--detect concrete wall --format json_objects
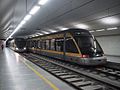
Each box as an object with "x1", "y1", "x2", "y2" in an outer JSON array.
[
  {"x1": 93, "y1": 29, "x2": 120, "y2": 63},
  {"x1": 96, "y1": 35, "x2": 120, "y2": 56}
]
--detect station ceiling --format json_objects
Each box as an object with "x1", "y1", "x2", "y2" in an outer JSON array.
[{"x1": 0, "y1": 0, "x2": 120, "y2": 39}]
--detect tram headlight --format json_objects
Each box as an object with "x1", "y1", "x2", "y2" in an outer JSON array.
[
  {"x1": 24, "y1": 47, "x2": 26, "y2": 50},
  {"x1": 16, "y1": 48, "x2": 18, "y2": 50}
]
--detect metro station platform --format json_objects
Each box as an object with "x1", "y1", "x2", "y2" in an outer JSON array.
[{"x1": 0, "y1": 48, "x2": 74, "y2": 90}]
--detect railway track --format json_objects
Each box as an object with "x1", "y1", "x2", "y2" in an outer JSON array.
[{"x1": 21, "y1": 53, "x2": 120, "y2": 90}]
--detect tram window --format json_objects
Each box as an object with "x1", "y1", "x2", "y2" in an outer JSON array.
[
  {"x1": 41, "y1": 41, "x2": 43, "y2": 49},
  {"x1": 75, "y1": 36, "x2": 103, "y2": 54},
  {"x1": 50, "y1": 39, "x2": 55, "y2": 50},
  {"x1": 96, "y1": 40, "x2": 103, "y2": 53},
  {"x1": 66, "y1": 38, "x2": 78, "y2": 53},
  {"x1": 26, "y1": 41, "x2": 29, "y2": 47},
  {"x1": 30, "y1": 41, "x2": 32, "y2": 48},
  {"x1": 38, "y1": 40, "x2": 41, "y2": 48},
  {"x1": 29, "y1": 41, "x2": 31, "y2": 48},
  {"x1": 28, "y1": 41, "x2": 31, "y2": 47},
  {"x1": 31, "y1": 41, "x2": 34, "y2": 48},
  {"x1": 34, "y1": 41, "x2": 38, "y2": 48},
  {"x1": 42, "y1": 40, "x2": 46, "y2": 49},
  {"x1": 37, "y1": 41, "x2": 39, "y2": 48},
  {"x1": 29, "y1": 41, "x2": 31, "y2": 47},
  {"x1": 49, "y1": 40, "x2": 51, "y2": 50},
  {"x1": 40, "y1": 40, "x2": 42, "y2": 49},
  {"x1": 33, "y1": 41, "x2": 35, "y2": 48},
  {"x1": 46, "y1": 40, "x2": 49, "y2": 50},
  {"x1": 26, "y1": 41, "x2": 28, "y2": 47},
  {"x1": 34, "y1": 41, "x2": 36, "y2": 48},
  {"x1": 55, "y1": 39, "x2": 64, "y2": 52}
]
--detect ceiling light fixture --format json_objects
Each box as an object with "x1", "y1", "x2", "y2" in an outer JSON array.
[
  {"x1": 106, "y1": 27, "x2": 118, "y2": 30},
  {"x1": 61, "y1": 28, "x2": 68, "y2": 30},
  {"x1": 37, "y1": 33, "x2": 43, "y2": 35},
  {"x1": 24, "y1": 14, "x2": 32, "y2": 21},
  {"x1": 38, "y1": 0, "x2": 48, "y2": 5},
  {"x1": 39, "y1": 33, "x2": 44, "y2": 35},
  {"x1": 75, "y1": 24, "x2": 89, "y2": 29},
  {"x1": 57, "y1": 26, "x2": 68, "y2": 31},
  {"x1": 42, "y1": 31, "x2": 49, "y2": 34},
  {"x1": 29, "y1": 5, "x2": 40, "y2": 15},
  {"x1": 35, "y1": 34, "x2": 39, "y2": 36},
  {"x1": 96, "y1": 29, "x2": 105, "y2": 32},
  {"x1": 89, "y1": 30, "x2": 95, "y2": 32},
  {"x1": 5, "y1": 1, "x2": 45, "y2": 42},
  {"x1": 101, "y1": 17, "x2": 119, "y2": 25},
  {"x1": 20, "y1": 20, "x2": 26, "y2": 25},
  {"x1": 48, "y1": 29, "x2": 57, "y2": 33}
]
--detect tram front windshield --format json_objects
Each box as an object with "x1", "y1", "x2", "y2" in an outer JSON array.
[{"x1": 74, "y1": 36, "x2": 104, "y2": 57}]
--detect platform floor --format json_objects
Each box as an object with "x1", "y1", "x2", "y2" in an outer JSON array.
[{"x1": 0, "y1": 48, "x2": 74, "y2": 90}]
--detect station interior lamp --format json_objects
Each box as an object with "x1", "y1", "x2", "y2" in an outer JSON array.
[
  {"x1": 75, "y1": 24, "x2": 89, "y2": 29},
  {"x1": 101, "y1": 17, "x2": 119, "y2": 25},
  {"x1": 38, "y1": 0, "x2": 48, "y2": 5},
  {"x1": 42, "y1": 31, "x2": 50, "y2": 34},
  {"x1": 48, "y1": 29, "x2": 57, "y2": 33},
  {"x1": 6, "y1": 0, "x2": 49, "y2": 41},
  {"x1": 29, "y1": 5, "x2": 40, "y2": 15}
]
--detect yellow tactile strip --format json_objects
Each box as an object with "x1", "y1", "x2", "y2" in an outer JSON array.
[{"x1": 22, "y1": 60, "x2": 59, "y2": 90}]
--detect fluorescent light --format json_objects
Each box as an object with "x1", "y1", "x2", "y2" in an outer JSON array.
[
  {"x1": 48, "y1": 29, "x2": 57, "y2": 33},
  {"x1": 75, "y1": 24, "x2": 89, "y2": 29},
  {"x1": 38, "y1": 0, "x2": 48, "y2": 5},
  {"x1": 24, "y1": 14, "x2": 32, "y2": 21},
  {"x1": 32, "y1": 35, "x2": 36, "y2": 37},
  {"x1": 37, "y1": 33, "x2": 43, "y2": 35},
  {"x1": 29, "y1": 5, "x2": 40, "y2": 15},
  {"x1": 6, "y1": 4, "x2": 41, "y2": 42},
  {"x1": 101, "y1": 17, "x2": 119, "y2": 24},
  {"x1": 61, "y1": 28, "x2": 68, "y2": 30},
  {"x1": 20, "y1": 20, "x2": 26, "y2": 25},
  {"x1": 96, "y1": 29, "x2": 105, "y2": 32},
  {"x1": 15, "y1": 25, "x2": 21, "y2": 30},
  {"x1": 35, "y1": 34, "x2": 39, "y2": 36},
  {"x1": 57, "y1": 26, "x2": 68, "y2": 30},
  {"x1": 42, "y1": 31, "x2": 49, "y2": 34},
  {"x1": 107, "y1": 27, "x2": 118, "y2": 30},
  {"x1": 39, "y1": 33, "x2": 44, "y2": 35},
  {"x1": 89, "y1": 30, "x2": 95, "y2": 32}
]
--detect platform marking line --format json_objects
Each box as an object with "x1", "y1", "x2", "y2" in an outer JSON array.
[{"x1": 22, "y1": 60, "x2": 59, "y2": 90}]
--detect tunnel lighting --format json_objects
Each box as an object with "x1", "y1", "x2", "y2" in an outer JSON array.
[
  {"x1": 35, "y1": 34, "x2": 39, "y2": 36},
  {"x1": 57, "y1": 26, "x2": 68, "y2": 31},
  {"x1": 6, "y1": 2, "x2": 41, "y2": 42},
  {"x1": 106, "y1": 27, "x2": 118, "y2": 30},
  {"x1": 42, "y1": 31, "x2": 49, "y2": 34},
  {"x1": 29, "y1": 5, "x2": 40, "y2": 15},
  {"x1": 6, "y1": 21, "x2": 25, "y2": 42},
  {"x1": 101, "y1": 17, "x2": 119, "y2": 25},
  {"x1": 16, "y1": 25, "x2": 22, "y2": 30},
  {"x1": 37, "y1": 33, "x2": 43, "y2": 35},
  {"x1": 61, "y1": 28, "x2": 68, "y2": 30},
  {"x1": 39, "y1": 33, "x2": 44, "y2": 35},
  {"x1": 38, "y1": 0, "x2": 48, "y2": 5},
  {"x1": 48, "y1": 29, "x2": 57, "y2": 33},
  {"x1": 32, "y1": 35, "x2": 36, "y2": 37},
  {"x1": 24, "y1": 14, "x2": 32, "y2": 21},
  {"x1": 20, "y1": 20, "x2": 26, "y2": 25},
  {"x1": 89, "y1": 30, "x2": 95, "y2": 32},
  {"x1": 96, "y1": 29, "x2": 105, "y2": 32},
  {"x1": 75, "y1": 24, "x2": 89, "y2": 29}
]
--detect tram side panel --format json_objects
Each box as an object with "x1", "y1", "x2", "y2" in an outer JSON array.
[{"x1": 26, "y1": 29, "x2": 107, "y2": 65}]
